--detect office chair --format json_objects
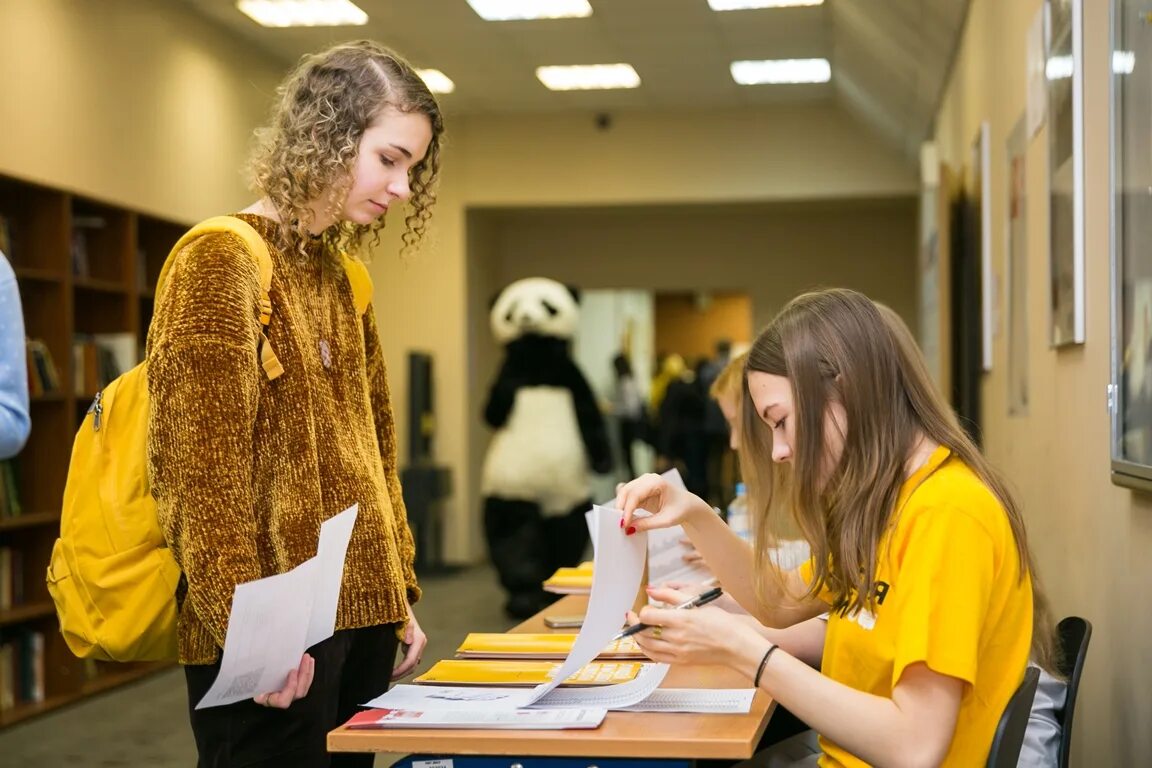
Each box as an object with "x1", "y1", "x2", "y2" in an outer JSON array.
[
  {"x1": 986, "y1": 666, "x2": 1040, "y2": 768},
  {"x1": 1055, "y1": 616, "x2": 1092, "y2": 768}
]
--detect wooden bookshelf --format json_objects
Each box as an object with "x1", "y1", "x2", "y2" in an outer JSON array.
[{"x1": 0, "y1": 172, "x2": 187, "y2": 728}]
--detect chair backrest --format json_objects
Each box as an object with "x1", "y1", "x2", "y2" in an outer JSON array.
[
  {"x1": 1055, "y1": 616, "x2": 1092, "y2": 768},
  {"x1": 986, "y1": 666, "x2": 1040, "y2": 768}
]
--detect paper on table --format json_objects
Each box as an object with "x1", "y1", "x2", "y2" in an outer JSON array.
[
  {"x1": 617, "y1": 688, "x2": 755, "y2": 713},
  {"x1": 345, "y1": 706, "x2": 607, "y2": 730},
  {"x1": 364, "y1": 663, "x2": 670, "y2": 712},
  {"x1": 643, "y1": 468, "x2": 716, "y2": 592},
  {"x1": 195, "y1": 504, "x2": 359, "y2": 709},
  {"x1": 520, "y1": 504, "x2": 649, "y2": 706}
]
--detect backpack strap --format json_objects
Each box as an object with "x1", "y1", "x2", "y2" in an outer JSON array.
[
  {"x1": 156, "y1": 216, "x2": 283, "y2": 381},
  {"x1": 340, "y1": 253, "x2": 373, "y2": 316}
]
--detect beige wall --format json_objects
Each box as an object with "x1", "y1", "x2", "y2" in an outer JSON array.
[
  {"x1": 935, "y1": 0, "x2": 1150, "y2": 762},
  {"x1": 0, "y1": 0, "x2": 282, "y2": 220},
  {"x1": 654, "y1": 294, "x2": 753, "y2": 364}
]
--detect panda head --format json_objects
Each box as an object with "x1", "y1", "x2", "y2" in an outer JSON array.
[{"x1": 490, "y1": 277, "x2": 581, "y2": 344}]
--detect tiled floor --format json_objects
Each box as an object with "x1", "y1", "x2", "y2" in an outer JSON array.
[{"x1": 0, "y1": 563, "x2": 514, "y2": 767}]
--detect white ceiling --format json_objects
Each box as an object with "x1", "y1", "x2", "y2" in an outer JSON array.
[{"x1": 176, "y1": 0, "x2": 970, "y2": 161}]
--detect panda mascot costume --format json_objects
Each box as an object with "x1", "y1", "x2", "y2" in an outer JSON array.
[{"x1": 481, "y1": 277, "x2": 612, "y2": 618}]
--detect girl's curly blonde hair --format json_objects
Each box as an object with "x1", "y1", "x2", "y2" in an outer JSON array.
[{"x1": 248, "y1": 40, "x2": 444, "y2": 257}]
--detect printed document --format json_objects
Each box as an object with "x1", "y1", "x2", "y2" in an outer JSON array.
[{"x1": 195, "y1": 504, "x2": 359, "y2": 709}]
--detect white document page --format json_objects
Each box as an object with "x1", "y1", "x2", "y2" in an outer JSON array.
[
  {"x1": 195, "y1": 504, "x2": 359, "y2": 709},
  {"x1": 349, "y1": 707, "x2": 607, "y2": 730},
  {"x1": 520, "y1": 504, "x2": 649, "y2": 706},
  {"x1": 306, "y1": 504, "x2": 359, "y2": 648},
  {"x1": 195, "y1": 558, "x2": 318, "y2": 709},
  {"x1": 617, "y1": 688, "x2": 755, "y2": 713},
  {"x1": 365, "y1": 663, "x2": 670, "y2": 712},
  {"x1": 644, "y1": 468, "x2": 716, "y2": 591}
]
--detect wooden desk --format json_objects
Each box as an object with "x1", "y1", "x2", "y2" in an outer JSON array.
[{"x1": 328, "y1": 595, "x2": 775, "y2": 760}]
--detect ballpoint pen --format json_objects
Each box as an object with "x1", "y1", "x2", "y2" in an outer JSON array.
[{"x1": 611, "y1": 586, "x2": 724, "y2": 641}]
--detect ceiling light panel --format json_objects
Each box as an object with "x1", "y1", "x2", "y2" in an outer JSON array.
[
  {"x1": 730, "y1": 58, "x2": 831, "y2": 85},
  {"x1": 236, "y1": 0, "x2": 367, "y2": 27},
  {"x1": 709, "y1": 0, "x2": 824, "y2": 9},
  {"x1": 536, "y1": 64, "x2": 641, "y2": 90},
  {"x1": 417, "y1": 69, "x2": 456, "y2": 94},
  {"x1": 467, "y1": 0, "x2": 592, "y2": 21}
]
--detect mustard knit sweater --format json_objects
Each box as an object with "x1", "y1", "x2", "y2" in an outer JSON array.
[{"x1": 146, "y1": 214, "x2": 419, "y2": 665}]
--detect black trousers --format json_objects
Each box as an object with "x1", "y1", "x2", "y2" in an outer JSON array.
[
  {"x1": 184, "y1": 623, "x2": 401, "y2": 768},
  {"x1": 483, "y1": 496, "x2": 591, "y2": 618}
]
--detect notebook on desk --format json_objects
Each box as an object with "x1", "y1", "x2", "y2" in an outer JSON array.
[
  {"x1": 412, "y1": 659, "x2": 643, "y2": 687},
  {"x1": 455, "y1": 633, "x2": 644, "y2": 660}
]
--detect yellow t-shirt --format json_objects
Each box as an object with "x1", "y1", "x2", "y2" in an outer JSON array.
[{"x1": 799, "y1": 446, "x2": 1033, "y2": 767}]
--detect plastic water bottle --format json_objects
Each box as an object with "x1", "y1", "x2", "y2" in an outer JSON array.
[{"x1": 726, "y1": 482, "x2": 751, "y2": 541}]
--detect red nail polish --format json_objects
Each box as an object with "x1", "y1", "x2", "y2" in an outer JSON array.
[
  {"x1": 619, "y1": 518, "x2": 624, "y2": 528},
  {"x1": 626, "y1": 526, "x2": 636, "y2": 535}
]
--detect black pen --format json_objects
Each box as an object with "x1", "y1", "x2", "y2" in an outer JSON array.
[{"x1": 612, "y1": 587, "x2": 724, "y2": 641}]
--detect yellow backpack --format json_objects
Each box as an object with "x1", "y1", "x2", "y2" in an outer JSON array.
[{"x1": 46, "y1": 215, "x2": 372, "y2": 662}]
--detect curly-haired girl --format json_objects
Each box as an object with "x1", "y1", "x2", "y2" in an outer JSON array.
[{"x1": 147, "y1": 40, "x2": 443, "y2": 766}]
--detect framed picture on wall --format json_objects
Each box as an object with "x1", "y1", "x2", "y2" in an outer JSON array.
[
  {"x1": 1046, "y1": 0, "x2": 1085, "y2": 347},
  {"x1": 1007, "y1": 117, "x2": 1029, "y2": 416},
  {"x1": 1110, "y1": 0, "x2": 1152, "y2": 490},
  {"x1": 970, "y1": 121, "x2": 993, "y2": 372}
]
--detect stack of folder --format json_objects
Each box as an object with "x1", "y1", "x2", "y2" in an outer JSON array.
[
  {"x1": 412, "y1": 659, "x2": 643, "y2": 687},
  {"x1": 542, "y1": 561, "x2": 594, "y2": 594},
  {"x1": 455, "y1": 633, "x2": 644, "y2": 660}
]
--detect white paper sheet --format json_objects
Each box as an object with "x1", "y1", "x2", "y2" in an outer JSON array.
[
  {"x1": 520, "y1": 504, "x2": 649, "y2": 706},
  {"x1": 195, "y1": 504, "x2": 359, "y2": 709},
  {"x1": 306, "y1": 504, "x2": 359, "y2": 648},
  {"x1": 364, "y1": 663, "x2": 671, "y2": 712},
  {"x1": 617, "y1": 688, "x2": 754, "y2": 713},
  {"x1": 349, "y1": 707, "x2": 607, "y2": 730}
]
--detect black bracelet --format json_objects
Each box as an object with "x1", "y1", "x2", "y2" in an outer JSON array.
[{"x1": 753, "y1": 643, "x2": 778, "y2": 688}]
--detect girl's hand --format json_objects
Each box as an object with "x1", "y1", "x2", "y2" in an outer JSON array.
[
  {"x1": 614, "y1": 474, "x2": 711, "y2": 533},
  {"x1": 253, "y1": 653, "x2": 314, "y2": 708},
  {"x1": 392, "y1": 604, "x2": 428, "y2": 680},
  {"x1": 626, "y1": 585, "x2": 760, "y2": 667}
]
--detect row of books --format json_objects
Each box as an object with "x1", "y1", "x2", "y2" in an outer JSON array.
[
  {"x1": 25, "y1": 335, "x2": 138, "y2": 398},
  {"x1": 26, "y1": 339, "x2": 60, "y2": 397},
  {"x1": 73, "y1": 333, "x2": 137, "y2": 396},
  {"x1": 0, "y1": 461, "x2": 21, "y2": 519},
  {"x1": 0, "y1": 630, "x2": 45, "y2": 711}
]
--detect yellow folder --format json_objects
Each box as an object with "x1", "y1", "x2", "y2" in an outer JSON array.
[
  {"x1": 542, "y1": 562, "x2": 594, "y2": 594},
  {"x1": 412, "y1": 659, "x2": 643, "y2": 687},
  {"x1": 455, "y1": 633, "x2": 644, "y2": 660}
]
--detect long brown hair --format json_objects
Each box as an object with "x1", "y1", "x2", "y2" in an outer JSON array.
[
  {"x1": 248, "y1": 40, "x2": 444, "y2": 257},
  {"x1": 741, "y1": 289, "x2": 1057, "y2": 671}
]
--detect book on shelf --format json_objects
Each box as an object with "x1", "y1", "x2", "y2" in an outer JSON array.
[
  {"x1": 72, "y1": 332, "x2": 137, "y2": 395},
  {"x1": 0, "y1": 461, "x2": 21, "y2": 519},
  {"x1": 70, "y1": 215, "x2": 106, "y2": 279},
  {"x1": 412, "y1": 659, "x2": 642, "y2": 687},
  {"x1": 0, "y1": 630, "x2": 45, "y2": 711},
  {"x1": 26, "y1": 339, "x2": 61, "y2": 396},
  {"x1": 455, "y1": 633, "x2": 643, "y2": 660},
  {"x1": 0, "y1": 214, "x2": 11, "y2": 257},
  {"x1": 343, "y1": 707, "x2": 606, "y2": 731},
  {"x1": 542, "y1": 561, "x2": 594, "y2": 594},
  {"x1": 0, "y1": 546, "x2": 25, "y2": 610}
]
